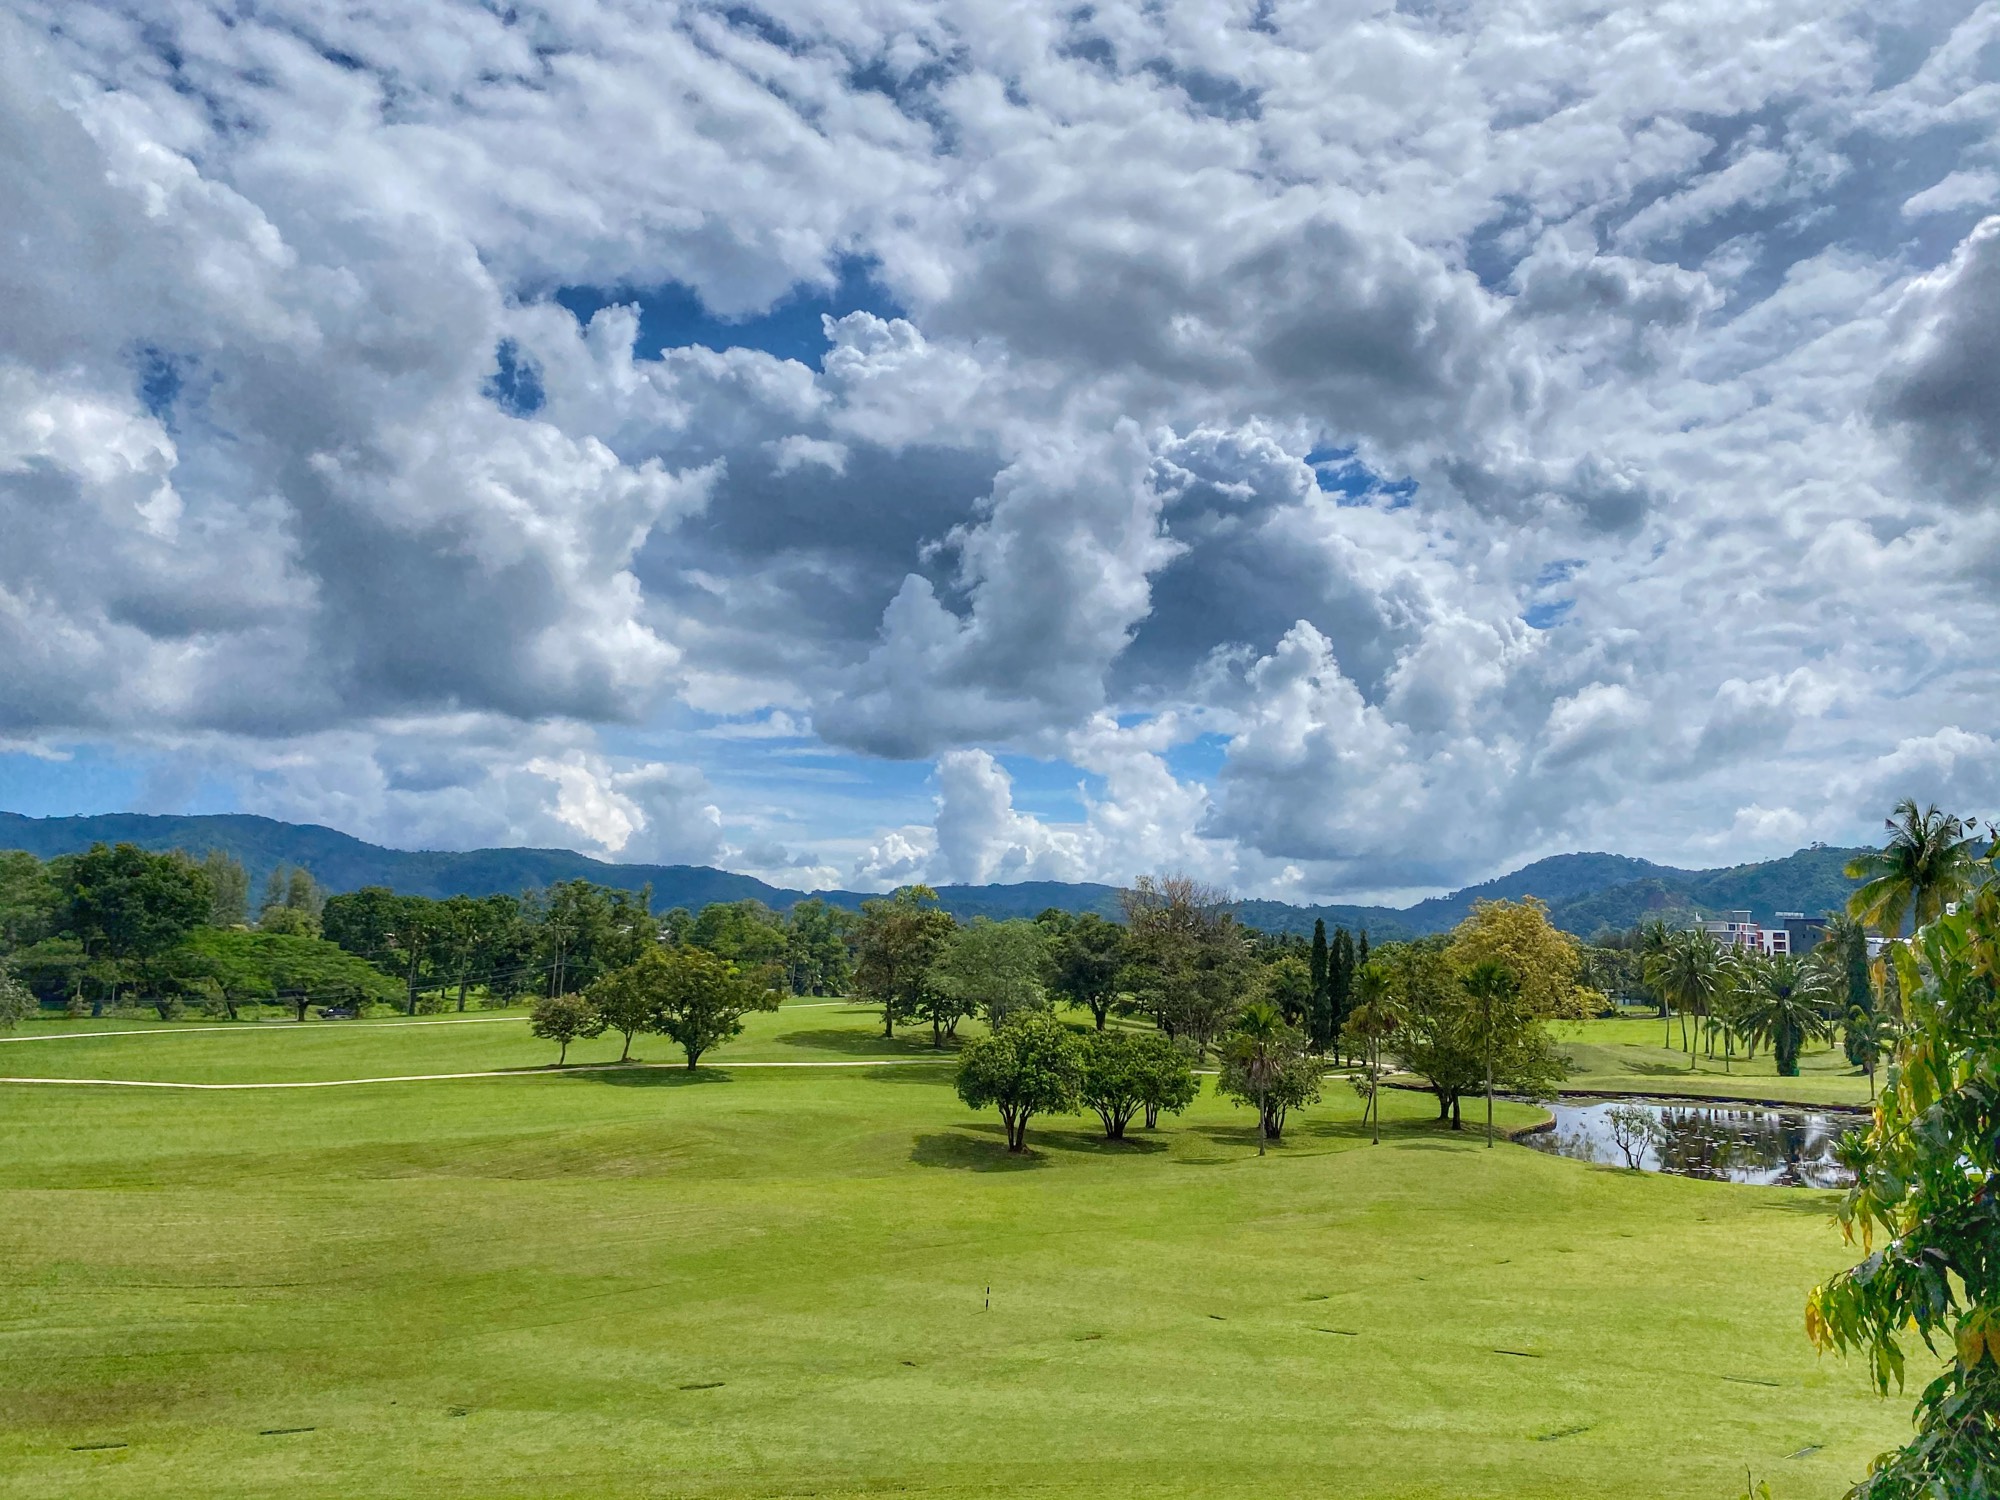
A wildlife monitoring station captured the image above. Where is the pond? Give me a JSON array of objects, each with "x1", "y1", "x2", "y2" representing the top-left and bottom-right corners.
[{"x1": 1519, "y1": 1098, "x2": 1864, "y2": 1188}]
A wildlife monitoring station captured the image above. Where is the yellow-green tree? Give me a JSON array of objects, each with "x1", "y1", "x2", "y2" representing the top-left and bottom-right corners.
[{"x1": 1446, "y1": 898, "x2": 1600, "y2": 1020}]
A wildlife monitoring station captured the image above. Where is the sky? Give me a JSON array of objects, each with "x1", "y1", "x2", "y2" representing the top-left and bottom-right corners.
[{"x1": 3, "y1": 0, "x2": 1999, "y2": 903}]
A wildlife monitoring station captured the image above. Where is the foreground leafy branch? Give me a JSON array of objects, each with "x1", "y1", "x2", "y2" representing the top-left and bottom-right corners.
[{"x1": 1806, "y1": 846, "x2": 2000, "y2": 1499}]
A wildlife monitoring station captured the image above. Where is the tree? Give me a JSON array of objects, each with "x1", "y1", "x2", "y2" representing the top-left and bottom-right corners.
[
  {"x1": 1077, "y1": 1030, "x2": 1147, "y2": 1139},
  {"x1": 1806, "y1": 850, "x2": 2000, "y2": 1499},
  {"x1": 1845, "y1": 797, "x2": 1983, "y2": 938},
  {"x1": 258, "y1": 865, "x2": 325, "y2": 937},
  {"x1": 1735, "y1": 953, "x2": 1832, "y2": 1077},
  {"x1": 0, "y1": 852, "x2": 61, "y2": 960},
  {"x1": 1843, "y1": 1003, "x2": 1896, "y2": 1101},
  {"x1": 1377, "y1": 936, "x2": 1568, "y2": 1129},
  {"x1": 532, "y1": 881, "x2": 656, "y2": 997},
  {"x1": 1447, "y1": 898, "x2": 1599, "y2": 1022},
  {"x1": 60, "y1": 844, "x2": 211, "y2": 1012},
  {"x1": 933, "y1": 919, "x2": 1049, "y2": 1035},
  {"x1": 586, "y1": 955, "x2": 661, "y2": 1061},
  {"x1": 530, "y1": 993, "x2": 604, "y2": 1065},
  {"x1": 954, "y1": 1010, "x2": 1082, "y2": 1152},
  {"x1": 63, "y1": 843, "x2": 211, "y2": 964},
  {"x1": 1120, "y1": 875, "x2": 1256, "y2": 1059},
  {"x1": 1826, "y1": 914, "x2": 1877, "y2": 1068},
  {"x1": 1329, "y1": 927, "x2": 1356, "y2": 1057},
  {"x1": 434, "y1": 894, "x2": 526, "y2": 1011},
  {"x1": 783, "y1": 899, "x2": 854, "y2": 995},
  {"x1": 686, "y1": 900, "x2": 788, "y2": 979},
  {"x1": 1129, "y1": 1032, "x2": 1199, "y2": 1129},
  {"x1": 1460, "y1": 959, "x2": 1521, "y2": 1148},
  {"x1": 852, "y1": 886, "x2": 955, "y2": 1040},
  {"x1": 1647, "y1": 927, "x2": 1730, "y2": 1059},
  {"x1": 1605, "y1": 1103, "x2": 1656, "y2": 1169},
  {"x1": 642, "y1": 945, "x2": 781, "y2": 1069},
  {"x1": 1307, "y1": 919, "x2": 1332, "y2": 1051},
  {"x1": 1345, "y1": 962, "x2": 1401, "y2": 1145},
  {"x1": 201, "y1": 850, "x2": 250, "y2": 929},
  {"x1": 1217, "y1": 1001, "x2": 1322, "y2": 1145},
  {"x1": 1264, "y1": 953, "x2": 1314, "y2": 1029},
  {"x1": 1048, "y1": 912, "x2": 1126, "y2": 1029},
  {"x1": 177, "y1": 928, "x2": 400, "y2": 1020},
  {"x1": 0, "y1": 965, "x2": 34, "y2": 1030},
  {"x1": 1632, "y1": 918, "x2": 1673, "y2": 1018}
]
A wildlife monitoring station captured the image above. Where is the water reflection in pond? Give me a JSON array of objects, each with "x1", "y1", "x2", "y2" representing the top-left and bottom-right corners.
[{"x1": 1520, "y1": 1098, "x2": 1861, "y2": 1187}]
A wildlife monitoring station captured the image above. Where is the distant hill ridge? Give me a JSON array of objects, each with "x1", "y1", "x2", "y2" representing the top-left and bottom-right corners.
[{"x1": 0, "y1": 811, "x2": 1868, "y2": 940}]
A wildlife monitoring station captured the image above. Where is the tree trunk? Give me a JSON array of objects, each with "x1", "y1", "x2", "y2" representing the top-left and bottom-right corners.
[
  {"x1": 558, "y1": 1039, "x2": 569, "y2": 1064},
  {"x1": 1143, "y1": 1104, "x2": 1160, "y2": 1129},
  {"x1": 686, "y1": 1048, "x2": 703, "y2": 1070},
  {"x1": 1450, "y1": 1094, "x2": 1463, "y2": 1131},
  {"x1": 457, "y1": 979, "x2": 469, "y2": 1012},
  {"x1": 620, "y1": 1030, "x2": 634, "y2": 1062}
]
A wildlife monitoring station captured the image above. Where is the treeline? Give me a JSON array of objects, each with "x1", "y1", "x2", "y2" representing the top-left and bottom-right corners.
[
  {"x1": 0, "y1": 842, "x2": 394, "y2": 1019},
  {"x1": 0, "y1": 842, "x2": 855, "y2": 1022}
]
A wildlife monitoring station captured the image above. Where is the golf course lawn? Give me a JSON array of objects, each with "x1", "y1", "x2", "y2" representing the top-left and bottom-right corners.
[
  {"x1": 1553, "y1": 1015, "x2": 1878, "y2": 1108},
  {"x1": 0, "y1": 1008, "x2": 1919, "y2": 1499}
]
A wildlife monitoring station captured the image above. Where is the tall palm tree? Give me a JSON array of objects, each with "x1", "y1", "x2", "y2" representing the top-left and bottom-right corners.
[
  {"x1": 1736, "y1": 953, "x2": 1833, "y2": 1077},
  {"x1": 1461, "y1": 960, "x2": 1521, "y2": 1149},
  {"x1": 1636, "y1": 918, "x2": 1672, "y2": 1027},
  {"x1": 1646, "y1": 928, "x2": 1729, "y2": 1065},
  {"x1": 1844, "y1": 799, "x2": 1982, "y2": 936}
]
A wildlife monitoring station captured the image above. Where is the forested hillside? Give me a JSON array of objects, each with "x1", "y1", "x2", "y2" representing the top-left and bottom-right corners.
[{"x1": 0, "y1": 812, "x2": 1865, "y2": 936}]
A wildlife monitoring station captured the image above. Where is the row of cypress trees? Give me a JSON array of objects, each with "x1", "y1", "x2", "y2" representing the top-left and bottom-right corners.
[{"x1": 1306, "y1": 918, "x2": 1367, "y2": 1057}]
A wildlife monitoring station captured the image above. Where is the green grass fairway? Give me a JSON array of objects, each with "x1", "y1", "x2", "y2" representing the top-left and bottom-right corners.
[
  {"x1": 0, "y1": 1012, "x2": 1916, "y2": 1499},
  {"x1": 1554, "y1": 1016, "x2": 1877, "y2": 1107}
]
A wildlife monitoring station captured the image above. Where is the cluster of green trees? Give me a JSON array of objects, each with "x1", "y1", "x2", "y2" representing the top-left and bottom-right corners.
[
  {"x1": 528, "y1": 944, "x2": 782, "y2": 1069},
  {"x1": 1354, "y1": 896, "x2": 1596, "y2": 1138},
  {"x1": 1631, "y1": 922, "x2": 1879, "y2": 1081},
  {"x1": 0, "y1": 843, "x2": 392, "y2": 1020},
  {"x1": 946, "y1": 890, "x2": 1594, "y2": 1150},
  {"x1": 0, "y1": 841, "x2": 860, "y2": 1027},
  {"x1": 851, "y1": 878, "x2": 1382, "y2": 1065},
  {"x1": 953, "y1": 1011, "x2": 1204, "y2": 1151},
  {"x1": 321, "y1": 886, "x2": 857, "y2": 1017}
]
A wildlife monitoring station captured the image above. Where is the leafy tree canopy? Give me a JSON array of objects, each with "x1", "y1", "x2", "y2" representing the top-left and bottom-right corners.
[
  {"x1": 954, "y1": 1010, "x2": 1082, "y2": 1152},
  {"x1": 1808, "y1": 841, "x2": 2000, "y2": 1498},
  {"x1": 1446, "y1": 897, "x2": 1599, "y2": 1021}
]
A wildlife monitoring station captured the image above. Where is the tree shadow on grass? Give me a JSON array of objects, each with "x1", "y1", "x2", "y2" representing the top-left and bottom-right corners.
[
  {"x1": 566, "y1": 1064, "x2": 730, "y2": 1088},
  {"x1": 771, "y1": 1028, "x2": 956, "y2": 1059},
  {"x1": 861, "y1": 1065, "x2": 956, "y2": 1086},
  {"x1": 1029, "y1": 1126, "x2": 1169, "y2": 1157},
  {"x1": 910, "y1": 1128, "x2": 1047, "y2": 1171},
  {"x1": 1750, "y1": 1191, "x2": 1848, "y2": 1216}
]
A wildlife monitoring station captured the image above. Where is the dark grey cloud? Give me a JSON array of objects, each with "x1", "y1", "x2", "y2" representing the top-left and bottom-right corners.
[{"x1": 1876, "y1": 214, "x2": 2000, "y2": 506}]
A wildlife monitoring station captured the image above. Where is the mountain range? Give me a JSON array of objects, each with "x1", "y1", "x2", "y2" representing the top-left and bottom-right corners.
[{"x1": 0, "y1": 811, "x2": 1869, "y2": 940}]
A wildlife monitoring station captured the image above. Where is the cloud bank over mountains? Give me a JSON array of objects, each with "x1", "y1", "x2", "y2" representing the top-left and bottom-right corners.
[{"x1": 3, "y1": 0, "x2": 1999, "y2": 900}]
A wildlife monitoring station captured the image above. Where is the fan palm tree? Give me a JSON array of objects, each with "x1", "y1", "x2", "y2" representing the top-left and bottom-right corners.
[
  {"x1": 1646, "y1": 928, "x2": 1729, "y2": 1064},
  {"x1": 1736, "y1": 953, "x2": 1833, "y2": 1077},
  {"x1": 1844, "y1": 799, "x2": 1982, "y2": 937}
]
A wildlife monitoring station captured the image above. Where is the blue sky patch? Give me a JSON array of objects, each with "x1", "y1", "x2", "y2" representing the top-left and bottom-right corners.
[{"x1": 555, "y1": 255, "x2": 902, "y2": 366}]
